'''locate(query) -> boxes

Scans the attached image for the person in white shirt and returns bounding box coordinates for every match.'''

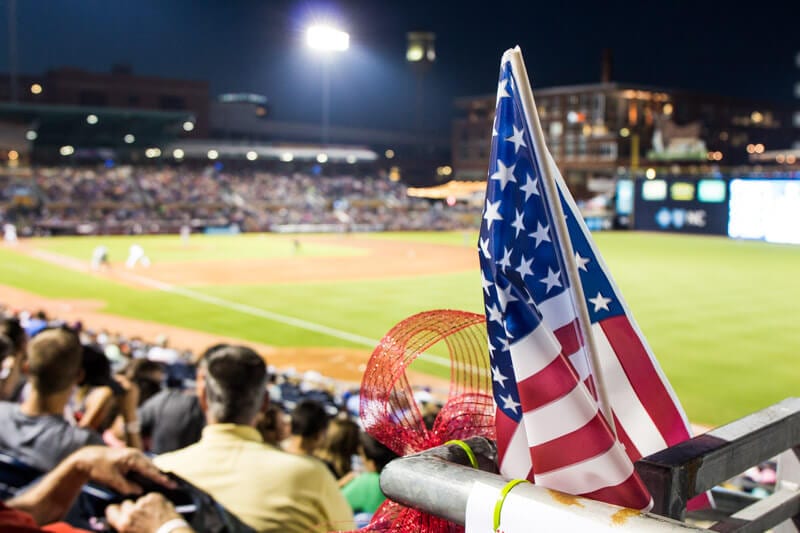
[91,245,110,270]
[126,244,150,268]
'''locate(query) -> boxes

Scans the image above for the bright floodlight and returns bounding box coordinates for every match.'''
[306,25,349,52]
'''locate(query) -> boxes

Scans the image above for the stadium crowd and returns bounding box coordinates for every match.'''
[0,305,444,532]
[0,166,479,237]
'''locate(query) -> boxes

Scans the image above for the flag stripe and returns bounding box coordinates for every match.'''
[520,384,597,446]
[553,320,582,356]
[538,291,575,331]
[592,323,669,455]
[600,316,692,448]
[496,407,533,479]
[507,324,562,381]
[611,412,642,464]
[531,414,616,474]
[533,443,635,494]
[580,477,654,511]
[515,353,580,412]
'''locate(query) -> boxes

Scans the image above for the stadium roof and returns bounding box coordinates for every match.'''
[0,103,193,148]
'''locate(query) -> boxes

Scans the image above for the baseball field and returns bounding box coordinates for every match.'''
[0,230,798,427]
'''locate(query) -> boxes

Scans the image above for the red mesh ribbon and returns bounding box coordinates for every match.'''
[356,310,496,533]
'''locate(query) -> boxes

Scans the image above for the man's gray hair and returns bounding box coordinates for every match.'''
[201,344,268,425]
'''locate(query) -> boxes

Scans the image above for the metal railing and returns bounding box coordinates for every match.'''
[380,398,800,532]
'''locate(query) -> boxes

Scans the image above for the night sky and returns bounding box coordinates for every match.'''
[1,0,797,134]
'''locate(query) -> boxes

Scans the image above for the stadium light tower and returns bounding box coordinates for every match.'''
[306,24,350,146]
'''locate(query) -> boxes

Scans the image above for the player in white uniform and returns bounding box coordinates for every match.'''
[91,245,110,270]
[180,224,191,244]
[3,223,17,244]
[125,243,151,268]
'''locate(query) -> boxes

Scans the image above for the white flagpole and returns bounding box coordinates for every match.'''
[505,46,617,437]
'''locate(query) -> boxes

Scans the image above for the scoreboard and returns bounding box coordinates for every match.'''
[632,177,729,235]
[629,176,800,245]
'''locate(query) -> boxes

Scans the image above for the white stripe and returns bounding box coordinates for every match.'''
[508,324,562,380]
[499,420,532,480]
[593,324,668,455]
[534,442,634,494]
[567,346,591,382]
[521,384,597,446]
[538,290,577,331]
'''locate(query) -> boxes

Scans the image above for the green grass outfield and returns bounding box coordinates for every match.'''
[1,231,799,427]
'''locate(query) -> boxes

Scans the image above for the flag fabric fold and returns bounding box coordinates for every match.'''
[479,47,697,510]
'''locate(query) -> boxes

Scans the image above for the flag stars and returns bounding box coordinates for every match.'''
[515,254,534,281]
[497,246,513,271]
[505,125,526,153]
[496,78,510,105]
[492,366,509,388]
[500,393,521,414]
[540,267,562,294]
[483,199,503,229]
[529,221,551,248]
[481,271,493,295]
[575,251,590,272]
[589,292,612,312]
[486,303,503,325]
[490,160,517,191]
[496,282,518,312]
[511,209,525,237]
[479,237,491,259]
[519,174,540,201]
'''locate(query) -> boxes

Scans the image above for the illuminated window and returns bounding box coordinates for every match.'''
[628,102,638,125]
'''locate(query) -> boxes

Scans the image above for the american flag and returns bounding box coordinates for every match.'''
[479,48,696,510]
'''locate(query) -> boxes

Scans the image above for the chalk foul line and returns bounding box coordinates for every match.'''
[26,248,456,368]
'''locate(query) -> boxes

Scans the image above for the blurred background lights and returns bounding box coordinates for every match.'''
[59,145,74,156]
[30,83,42,95]
[306,25,350,52]
[173,148,184,159]
[183,121,195,132]
[316,153,329,163]
[86,114,98,125]
[124,134,135,144]
[246,150,258,161]
[207,149,218,160]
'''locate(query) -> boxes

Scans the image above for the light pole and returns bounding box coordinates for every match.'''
[306,24,349,146]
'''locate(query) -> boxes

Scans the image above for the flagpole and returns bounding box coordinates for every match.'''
[505,47,617,437]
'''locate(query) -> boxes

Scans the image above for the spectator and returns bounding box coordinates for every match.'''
[341,432,399,517]
[138,378,204,456]
[154,344,354,532]
[0,317,27,401]
[72,344,142,450]
[23,312,48,340]
[1,446,188,533]
[0,328,104,471]
[254,404,289,447]
[314,415,360,482]
[283,399,330,457]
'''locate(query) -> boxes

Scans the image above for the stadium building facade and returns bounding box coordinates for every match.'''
[452,83,798,199]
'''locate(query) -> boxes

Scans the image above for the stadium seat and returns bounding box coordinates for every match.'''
[0,450,44,500]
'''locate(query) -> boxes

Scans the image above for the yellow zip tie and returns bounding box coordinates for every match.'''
[444,439,479,469]
[493,479,529,531]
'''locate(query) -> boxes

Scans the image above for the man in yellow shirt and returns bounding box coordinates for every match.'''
[154,345,354,533]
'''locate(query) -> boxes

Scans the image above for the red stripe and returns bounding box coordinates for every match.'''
[516,355,580,411]
[580,473,653,510]
[553,319,582,357]
[600,316,691,447]
[612,412,642,463]
[531,414,615,473]
[494,406,516,464]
